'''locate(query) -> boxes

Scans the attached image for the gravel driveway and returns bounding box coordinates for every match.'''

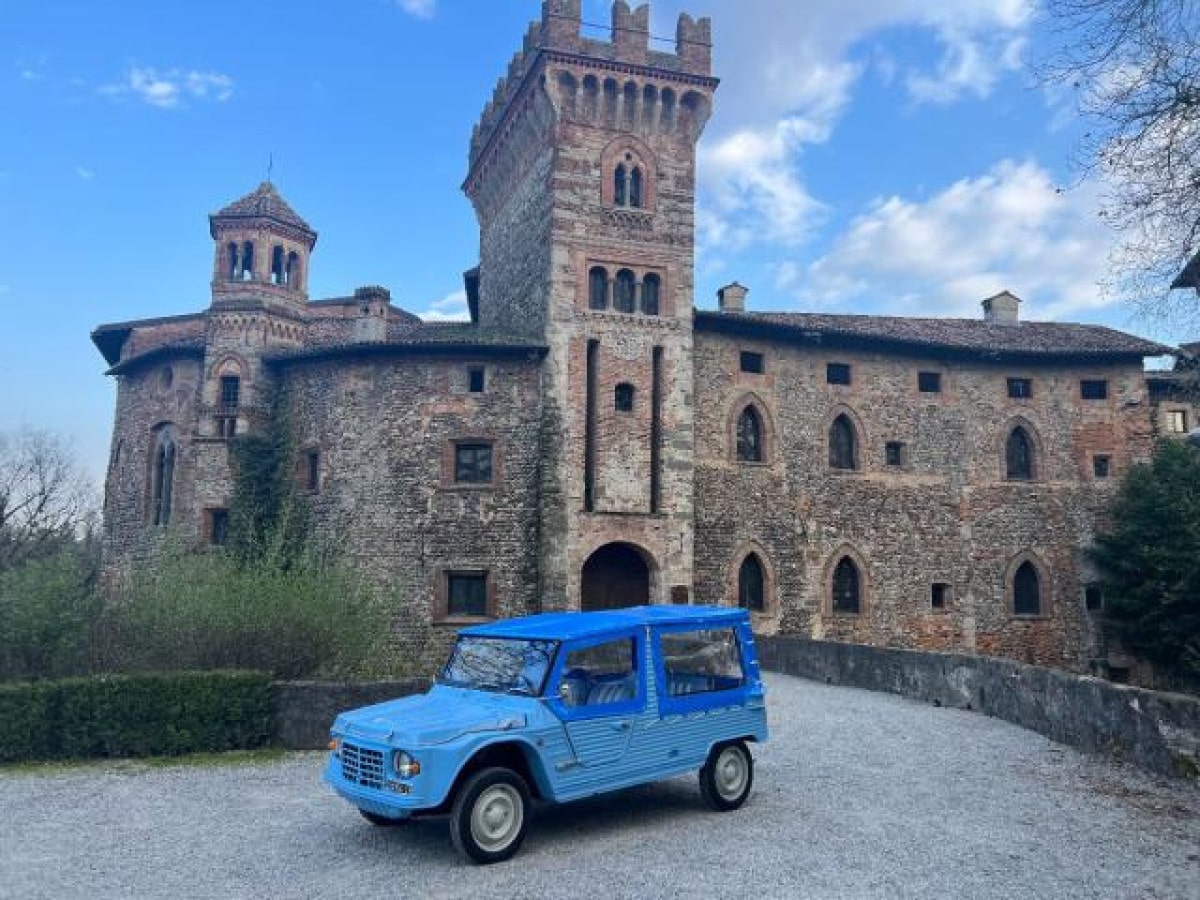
[2,673,1198,899]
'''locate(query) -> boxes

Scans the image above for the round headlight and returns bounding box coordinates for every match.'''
[392,750,421,778]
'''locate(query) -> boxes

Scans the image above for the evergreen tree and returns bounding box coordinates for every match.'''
[1090,440,1200,681]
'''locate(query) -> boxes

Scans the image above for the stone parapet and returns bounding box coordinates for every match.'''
[759,636,1200,778]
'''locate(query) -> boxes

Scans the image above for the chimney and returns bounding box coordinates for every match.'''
[353,285,390,342]
[718,282,748,313]
[982,290,1021,326]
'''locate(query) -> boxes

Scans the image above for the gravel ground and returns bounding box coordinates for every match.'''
[2,673,1198,900]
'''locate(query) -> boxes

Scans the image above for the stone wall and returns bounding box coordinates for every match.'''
[694,332,1154,671]
[758,636,1200,777]
[271,679,428,750]
[274,351,544,671]
[103,353,205,567]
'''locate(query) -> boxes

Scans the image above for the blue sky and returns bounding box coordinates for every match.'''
[1,0,1193,485]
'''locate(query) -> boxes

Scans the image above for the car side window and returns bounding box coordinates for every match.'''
[558,638,636,708]
[660,628,745,697]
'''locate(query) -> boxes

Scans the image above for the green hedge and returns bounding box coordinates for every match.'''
[0,670,271,763]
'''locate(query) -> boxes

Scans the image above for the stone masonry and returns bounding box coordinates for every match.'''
[93,1,1183,676]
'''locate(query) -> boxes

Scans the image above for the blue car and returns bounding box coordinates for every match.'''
[324,605,768,863]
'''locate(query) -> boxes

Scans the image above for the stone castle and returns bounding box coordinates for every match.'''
[93,1,1191,675]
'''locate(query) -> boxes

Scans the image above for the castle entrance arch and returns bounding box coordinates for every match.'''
[581,542,651,611]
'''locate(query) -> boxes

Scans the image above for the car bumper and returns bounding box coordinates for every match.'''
[323,757,427,819]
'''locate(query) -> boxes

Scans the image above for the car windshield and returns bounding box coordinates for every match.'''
[438,637,558,696]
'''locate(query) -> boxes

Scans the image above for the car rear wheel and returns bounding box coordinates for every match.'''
[699,740,753,811]
[450,767,530,864]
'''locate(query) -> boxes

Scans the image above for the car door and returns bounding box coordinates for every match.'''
[547,632,644,769]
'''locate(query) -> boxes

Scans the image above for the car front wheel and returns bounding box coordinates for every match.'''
[699,741,754,811]
[450,767,530,864]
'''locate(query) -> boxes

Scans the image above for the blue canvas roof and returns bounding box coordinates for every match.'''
[459,605,748,642]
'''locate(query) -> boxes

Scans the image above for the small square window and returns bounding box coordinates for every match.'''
[740,351,764,374]
[614,382,635,412]
[1007,377,1032,399]
[931,583,950,610]
[306,450,321,492]
[468,368,486,393]
[885,441,905,467]
[918,372,942,393]
[454,443,493,484]
[1085,584,1103,612]
[446,571,489,618]
[1081,379,1109,400]
[827,362,851,386]
[208,508,229,546]
[1167,410,1189,433]
[1093,455,1111,479]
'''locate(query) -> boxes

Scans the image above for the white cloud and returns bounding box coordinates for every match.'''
[101,67,234,109]
[75,166,94,180]
[664,0,1035,261]
[419,289,470,322]
[396,0,436,19]
[797,160,1115,318]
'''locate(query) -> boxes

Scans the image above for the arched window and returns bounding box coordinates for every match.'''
[614,382,635,412]
[270,245,285,285]
[226,242,239,280]
[630,167,643,208]
[240,242,255,281]
[831,557,860,614]
[614,269,636,313]
[829,414,858,470]
[1013,561,1041,615]
[1006,426,1034,480]
[286,251,300,288]
[151,429,177,527]
[641,273,660,316]
[738,554,765,612]
[736,406,763,462]
[589,266,608,310]
[614,164,628,207]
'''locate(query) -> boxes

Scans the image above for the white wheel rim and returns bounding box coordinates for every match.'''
[715,747,748,800]
[470,784,523,852]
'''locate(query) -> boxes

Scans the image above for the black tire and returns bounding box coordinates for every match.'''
[699,740,754,811]
[359,809,405,827]
[449,767,530,864]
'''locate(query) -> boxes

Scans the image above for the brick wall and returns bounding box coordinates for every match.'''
[693,331,1154,670]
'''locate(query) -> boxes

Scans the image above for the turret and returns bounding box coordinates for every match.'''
[208,181,318,309]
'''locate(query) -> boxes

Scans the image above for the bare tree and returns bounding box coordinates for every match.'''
[1042,0,1200,320]
[0,428,97,571]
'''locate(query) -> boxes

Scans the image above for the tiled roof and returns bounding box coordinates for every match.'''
[104,338,206,375]
[211,181,313,234]
[265,322,546,365]
[696,310,1173,358]
[91,312,208,365]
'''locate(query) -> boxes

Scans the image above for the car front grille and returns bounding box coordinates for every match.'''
[341,742,385,789]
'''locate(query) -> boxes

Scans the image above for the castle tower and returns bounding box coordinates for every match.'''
[464,1,716,610]
[201,182,315,442]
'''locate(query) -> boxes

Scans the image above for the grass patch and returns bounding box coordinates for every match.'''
[0,747,293,777]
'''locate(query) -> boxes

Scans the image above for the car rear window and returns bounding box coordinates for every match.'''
[659,628,745,696]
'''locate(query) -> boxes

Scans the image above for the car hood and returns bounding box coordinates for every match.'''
[334,685,530,747]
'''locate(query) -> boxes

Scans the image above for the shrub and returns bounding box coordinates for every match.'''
[0,670,271,763]
[94,549,388,679]
[0,546,99,679]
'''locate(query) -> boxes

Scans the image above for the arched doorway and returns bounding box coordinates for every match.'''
[581,542,651,611]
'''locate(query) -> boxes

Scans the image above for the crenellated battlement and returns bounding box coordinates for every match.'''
[469,0,713,168]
